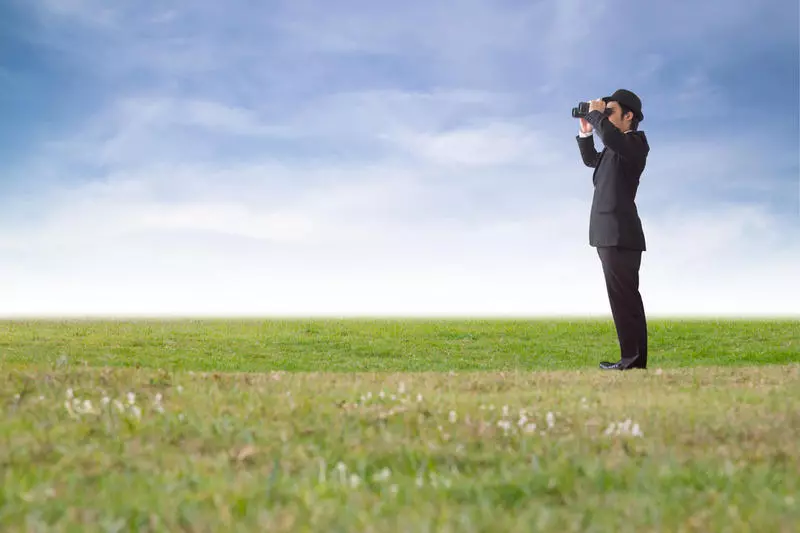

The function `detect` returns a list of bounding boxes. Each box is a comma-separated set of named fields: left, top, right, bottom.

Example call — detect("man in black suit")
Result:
left=576, top=89, right=649, bottom=370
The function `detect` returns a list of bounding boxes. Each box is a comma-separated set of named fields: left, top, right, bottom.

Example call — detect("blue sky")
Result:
left=1, top=0, right=798, bottom=316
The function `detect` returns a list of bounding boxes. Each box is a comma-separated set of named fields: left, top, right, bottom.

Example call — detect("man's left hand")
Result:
left=588, top=98, right=606, bottom=113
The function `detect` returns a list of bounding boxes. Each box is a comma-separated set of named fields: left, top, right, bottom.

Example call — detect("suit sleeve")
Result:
left=576, top=134, right=601, bottom=168
left=584, top=110, right=648, bottom=161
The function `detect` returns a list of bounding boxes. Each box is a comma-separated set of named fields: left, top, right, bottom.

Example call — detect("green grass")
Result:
left=1, top=317, right=797, bottom=371
left=1, top=318, right=799, bottom=531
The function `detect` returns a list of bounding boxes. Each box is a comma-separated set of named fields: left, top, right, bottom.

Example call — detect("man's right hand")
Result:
left=579, top=117, right=593, bottom=134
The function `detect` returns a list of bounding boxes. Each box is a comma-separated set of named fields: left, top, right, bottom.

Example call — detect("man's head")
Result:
left=606, top=101, right=638, bottom=132
left=602, top=89, right=643, bottom=132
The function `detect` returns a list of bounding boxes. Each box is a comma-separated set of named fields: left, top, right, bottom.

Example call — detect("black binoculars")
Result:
left=572, top=102, right=612, bottom=118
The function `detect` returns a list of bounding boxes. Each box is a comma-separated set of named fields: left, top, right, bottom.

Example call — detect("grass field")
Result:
left=1, top=317, right=797, bottom=372
left=1, top=318, right=798, bottom=531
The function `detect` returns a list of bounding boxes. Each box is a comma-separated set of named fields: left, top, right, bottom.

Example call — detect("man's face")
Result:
left=606, top=101, right=630, bottom=132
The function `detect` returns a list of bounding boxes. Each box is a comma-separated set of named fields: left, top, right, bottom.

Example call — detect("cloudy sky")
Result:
left=1, top=0, right=798, bottom=317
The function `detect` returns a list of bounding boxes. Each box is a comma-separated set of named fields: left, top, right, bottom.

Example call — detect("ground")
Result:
left=1, top=318, right=798, bottom=531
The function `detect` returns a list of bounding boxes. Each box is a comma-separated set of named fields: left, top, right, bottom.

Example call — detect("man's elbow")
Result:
left=610, top=146, right=645, bottom=162
left=578, top=149, right=597, bottom=167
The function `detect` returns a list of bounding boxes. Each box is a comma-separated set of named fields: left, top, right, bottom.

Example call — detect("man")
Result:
left=576, top=89, right=649, bottom=370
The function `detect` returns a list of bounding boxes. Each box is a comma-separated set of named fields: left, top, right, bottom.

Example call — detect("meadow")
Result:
left=1, top=318, right=798, bottom=532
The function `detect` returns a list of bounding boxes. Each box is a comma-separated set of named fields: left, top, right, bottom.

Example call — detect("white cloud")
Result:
left=387, top=122, right=563, bottom=168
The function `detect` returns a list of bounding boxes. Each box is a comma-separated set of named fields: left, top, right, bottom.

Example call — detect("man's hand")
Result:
left=579, top=117, right=592, bottom=134
left=588, top=98, right=606, bottom=113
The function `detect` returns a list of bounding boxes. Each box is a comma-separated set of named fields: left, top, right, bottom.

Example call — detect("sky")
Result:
left=0, top=0, right=798, bottom=317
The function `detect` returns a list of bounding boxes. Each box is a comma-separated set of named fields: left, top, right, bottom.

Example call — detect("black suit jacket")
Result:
left=577, top=110, right=649, bottom=251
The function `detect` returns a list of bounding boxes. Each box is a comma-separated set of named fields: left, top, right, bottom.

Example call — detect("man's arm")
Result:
left=576, top=131, right=601, bottom=168
left=584, top=110, right=648, bottom=161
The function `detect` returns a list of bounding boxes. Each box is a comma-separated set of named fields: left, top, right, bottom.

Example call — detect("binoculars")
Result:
left=572, top=102, right=612, bottom=118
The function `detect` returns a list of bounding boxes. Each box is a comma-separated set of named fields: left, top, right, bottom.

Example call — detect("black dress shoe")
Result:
left=599, top=361, right=647, bottom=370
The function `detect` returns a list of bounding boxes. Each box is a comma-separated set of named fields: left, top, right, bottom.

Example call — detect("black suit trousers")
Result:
left=596, top=246, right=648, bottom=368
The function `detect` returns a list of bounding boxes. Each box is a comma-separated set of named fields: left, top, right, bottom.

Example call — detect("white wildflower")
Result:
left=131, top=406, right=142, bottom=420
left=518, top=415, right=528, bottom=426
left=66, top=388, right=74, bottom=400
left=416, top=393, right=423, bottom=402
left=379, top=390, right=385, bottom=399
left=81, top=400, right=93, bottom=414
left=524, top=423, right=537, bottom=433
left=373, top=467, right=391, bottom=482
left=398, top=382, right=406, bottom=394
left=349, top=474, right=360, bottom=489
left=127, top=392, right=135, bottom=405
left=449, top=410, right=457, bottom=423
left=177, top=385, right=184, bottom=393
left=502, top=405, right=509, bottom=417
left=101, top=396, right=110, bottom=406
left=546, top=412, right=555, bottom=428
left=390, top=484, right=399, bottom=494
left=114, top=400, right=125, bottom=413
left=604, top=419, right=643, bottom=437
left=153, top=393, right=165, bottom=413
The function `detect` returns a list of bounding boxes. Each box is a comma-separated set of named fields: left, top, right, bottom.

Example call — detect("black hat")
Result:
left=603, top=89, right=643, bottom=121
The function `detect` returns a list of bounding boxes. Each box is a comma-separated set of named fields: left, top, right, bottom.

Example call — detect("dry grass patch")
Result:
left=1, top=365, right=798, bottom=532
